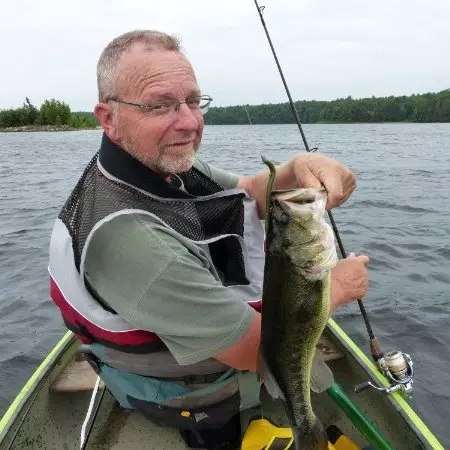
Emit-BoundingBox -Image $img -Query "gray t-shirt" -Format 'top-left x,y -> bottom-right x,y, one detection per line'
84,159 -> 255,366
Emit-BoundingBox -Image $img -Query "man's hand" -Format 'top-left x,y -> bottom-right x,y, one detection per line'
290,153 -> 356,210
330,253 -> 370,313
238,152 -> 356,218
215,254 -> 370,372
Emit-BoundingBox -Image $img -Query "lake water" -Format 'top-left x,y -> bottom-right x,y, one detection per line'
1,123 -> 449,445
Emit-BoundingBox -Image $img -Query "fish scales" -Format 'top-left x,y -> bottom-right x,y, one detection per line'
259,158 -> 337,449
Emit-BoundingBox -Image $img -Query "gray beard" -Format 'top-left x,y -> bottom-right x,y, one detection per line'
120,134 -> 197,174
154,150 -> 196,174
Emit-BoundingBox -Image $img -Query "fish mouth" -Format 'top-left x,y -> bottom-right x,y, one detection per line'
271,187 -> 337,278
273,188 -> 327,211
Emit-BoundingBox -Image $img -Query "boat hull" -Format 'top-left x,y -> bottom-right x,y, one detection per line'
0,321 -> 443,449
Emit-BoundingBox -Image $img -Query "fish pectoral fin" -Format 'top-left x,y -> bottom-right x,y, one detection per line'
258,353 -> 285,400
310,350 -> 334,394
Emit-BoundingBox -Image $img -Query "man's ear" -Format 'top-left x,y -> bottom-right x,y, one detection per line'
94,102 -> 119,141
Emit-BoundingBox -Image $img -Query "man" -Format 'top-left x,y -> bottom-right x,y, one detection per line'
49,30 -> 369,449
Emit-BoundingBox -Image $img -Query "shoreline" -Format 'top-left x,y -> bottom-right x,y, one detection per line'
1,123 -> 448,133
0,125 -> 99,133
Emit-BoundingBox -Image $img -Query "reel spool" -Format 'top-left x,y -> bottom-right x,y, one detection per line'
354,350 -> 414,397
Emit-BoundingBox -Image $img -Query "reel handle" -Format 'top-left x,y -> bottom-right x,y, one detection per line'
354,382 -> 371,393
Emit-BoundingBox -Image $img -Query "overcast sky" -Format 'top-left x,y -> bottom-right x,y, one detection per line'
1,0 -> 449,111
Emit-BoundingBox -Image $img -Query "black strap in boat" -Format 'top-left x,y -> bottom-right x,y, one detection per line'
265,437 -> 294,449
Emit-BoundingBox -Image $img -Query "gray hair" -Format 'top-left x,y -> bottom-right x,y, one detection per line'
97,30 -> 182,102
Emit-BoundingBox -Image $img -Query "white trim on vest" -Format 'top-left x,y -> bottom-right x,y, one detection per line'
97,158 -> 248,203
49,218 -> 140,332
49,203 -> 264,334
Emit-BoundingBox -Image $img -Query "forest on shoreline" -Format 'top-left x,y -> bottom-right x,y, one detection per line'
0,98 -> 97,131
1,90 -> 449,132
204,89 -> 450,125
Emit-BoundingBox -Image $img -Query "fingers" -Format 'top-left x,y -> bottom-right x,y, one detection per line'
357,255 -> 370,265
325,175 -> 356,209
297,155 -> 356,210
322,177 -> 344,210
329,252 -> 370,312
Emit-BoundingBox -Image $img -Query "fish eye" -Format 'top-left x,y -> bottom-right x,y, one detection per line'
280,213 -> 290,224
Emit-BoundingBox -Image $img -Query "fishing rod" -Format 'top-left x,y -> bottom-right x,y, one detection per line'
253,0 -> 378,354
253,0 -> 413,396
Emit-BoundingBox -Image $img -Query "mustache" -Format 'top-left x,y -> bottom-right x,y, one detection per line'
160,140 -> 197,150
165,132 -> 197,145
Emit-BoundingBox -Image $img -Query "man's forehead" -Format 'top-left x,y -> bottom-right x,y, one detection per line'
115,45 -> 198,97
118,44 -> 193,76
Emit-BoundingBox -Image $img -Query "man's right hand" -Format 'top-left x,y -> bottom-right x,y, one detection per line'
330,253 -> 369,313
215,253 -> 370,372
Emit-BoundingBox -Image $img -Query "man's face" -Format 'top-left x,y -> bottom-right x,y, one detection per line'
107,45 -> 204,174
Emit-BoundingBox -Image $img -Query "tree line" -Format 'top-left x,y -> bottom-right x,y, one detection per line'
204,89 -> 450,125
0,98 -> 98,129
2,90 -> 449,129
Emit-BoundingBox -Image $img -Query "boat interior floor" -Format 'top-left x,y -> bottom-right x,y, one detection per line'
5,334 -> 420,449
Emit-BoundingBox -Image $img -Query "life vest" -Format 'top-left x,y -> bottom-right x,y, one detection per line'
48,134 -> 265,425
49,133 -> 264,364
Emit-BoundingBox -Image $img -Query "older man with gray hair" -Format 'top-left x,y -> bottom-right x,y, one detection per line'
48,29 -> 369,449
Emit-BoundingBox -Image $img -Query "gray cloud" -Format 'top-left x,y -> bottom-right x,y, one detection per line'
1,0 -> 449,111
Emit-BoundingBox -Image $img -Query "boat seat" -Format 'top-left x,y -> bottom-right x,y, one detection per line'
50,352 -> 104,393
50,337 -> 343,394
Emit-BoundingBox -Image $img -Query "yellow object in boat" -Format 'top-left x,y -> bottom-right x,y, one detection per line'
327,425 -> 361,450
241,418 -> 293,449
241,419 -> 359,449
331,434 -> 360,450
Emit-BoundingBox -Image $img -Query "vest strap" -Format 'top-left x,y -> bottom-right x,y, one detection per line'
238,371 -> 261,411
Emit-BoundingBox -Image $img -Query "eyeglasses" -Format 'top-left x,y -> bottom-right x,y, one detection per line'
106,95 -> 213,116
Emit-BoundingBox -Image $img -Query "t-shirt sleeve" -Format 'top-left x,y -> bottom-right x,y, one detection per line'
83,213 -> 255,365
194,158 -> 239,190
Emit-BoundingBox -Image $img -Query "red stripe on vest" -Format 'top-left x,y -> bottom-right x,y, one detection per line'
50,276 -> 159,347
50,277 -> 262,348
249,300 -> 262,312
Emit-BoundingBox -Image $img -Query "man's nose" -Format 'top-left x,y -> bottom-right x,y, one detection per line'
173,103 -> 200,131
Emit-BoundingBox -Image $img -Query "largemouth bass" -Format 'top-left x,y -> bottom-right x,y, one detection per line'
259,158 -> 338,449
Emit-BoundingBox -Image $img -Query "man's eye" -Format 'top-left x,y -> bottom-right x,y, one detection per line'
187,97 -> 201,106
152,102 -> 170,110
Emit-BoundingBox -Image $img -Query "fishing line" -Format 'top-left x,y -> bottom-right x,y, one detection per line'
243,104 -> 253,125
253,0 -> 383,360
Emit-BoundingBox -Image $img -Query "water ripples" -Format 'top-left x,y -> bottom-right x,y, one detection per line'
1,124 -> 450,444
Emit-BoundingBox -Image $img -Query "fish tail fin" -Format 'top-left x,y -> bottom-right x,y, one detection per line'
261,155 -> 277,234
292,419 -> 328,450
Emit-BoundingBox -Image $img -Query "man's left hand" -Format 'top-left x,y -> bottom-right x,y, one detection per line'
289,153 -> 356,210
238,152 -> 356,217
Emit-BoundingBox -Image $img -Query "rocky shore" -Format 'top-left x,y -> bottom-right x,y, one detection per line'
0,125 -> 97,132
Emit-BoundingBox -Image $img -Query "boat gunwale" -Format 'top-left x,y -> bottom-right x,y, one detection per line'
0,331 -> 75,442
327,318 -> 444,450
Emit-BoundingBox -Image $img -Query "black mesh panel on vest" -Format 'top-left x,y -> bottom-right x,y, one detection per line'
59,154 -> 248,286
179,166 -> 225,197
